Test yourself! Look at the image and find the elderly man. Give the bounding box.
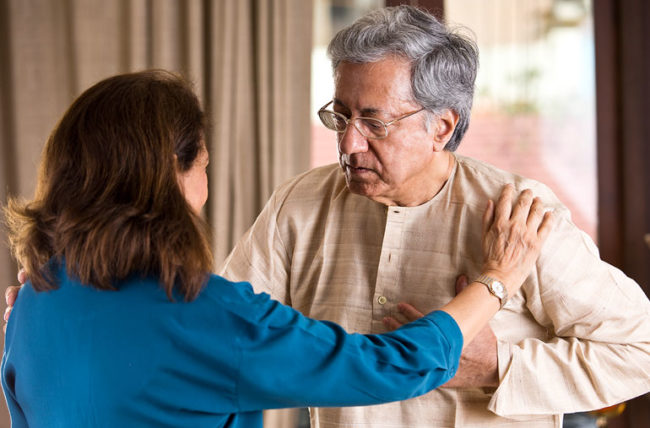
[220,5,650,428]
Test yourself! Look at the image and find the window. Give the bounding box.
[311,0,597,240]
[310,0,385,168]
[446,0,597,239]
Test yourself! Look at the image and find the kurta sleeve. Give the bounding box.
[219,187,292,303]
[215,281,463,412]
[488,213,650,417]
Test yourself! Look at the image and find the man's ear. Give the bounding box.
[432,109,459,152]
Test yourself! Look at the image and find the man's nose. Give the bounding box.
[338,123,369,155]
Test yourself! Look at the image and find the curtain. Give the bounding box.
[208,0,312,262]
[0,0,313,426]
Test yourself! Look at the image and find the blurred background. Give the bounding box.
[0,0,648,427]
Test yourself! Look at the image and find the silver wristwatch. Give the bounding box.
[473,274,508,309]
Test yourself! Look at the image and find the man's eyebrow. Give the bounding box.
[332,98,347,110]
[333,98,384,116]
[360,107,382,116]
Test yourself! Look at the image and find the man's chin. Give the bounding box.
[345,177,381,199]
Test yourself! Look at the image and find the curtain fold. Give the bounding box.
[209,0,312,262]
[0,1,313,426]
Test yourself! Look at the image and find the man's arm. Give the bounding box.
[383,275,499,388]
[388,214,650,414]
[441,275,498,387]
[487,213,650,417]
[218,187,292,303]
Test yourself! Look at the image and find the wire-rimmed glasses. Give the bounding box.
[318,100,425,140]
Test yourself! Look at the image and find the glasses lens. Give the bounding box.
[319,111,347,132]
[355,118,387,139]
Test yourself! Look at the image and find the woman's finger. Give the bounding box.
[525,197,545,231]
[493,184,515,226]
[510,189,534,223]
[537,211,556,241]
[5,286,20,307]
[482,199,494,239]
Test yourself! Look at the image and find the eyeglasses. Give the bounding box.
[318,100,425,140]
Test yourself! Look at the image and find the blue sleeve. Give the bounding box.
[213,280,463,412]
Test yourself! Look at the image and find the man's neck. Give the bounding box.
[379,151,455,207]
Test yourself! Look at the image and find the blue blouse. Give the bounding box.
[2,267,462,427]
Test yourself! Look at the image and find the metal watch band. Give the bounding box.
[473,274,508,309]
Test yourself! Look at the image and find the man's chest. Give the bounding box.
[284,202,549,344]
[286,205,486,333]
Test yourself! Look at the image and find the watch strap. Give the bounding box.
[473,274,508,309]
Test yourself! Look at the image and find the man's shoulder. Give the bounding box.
[453,154,563,207]
[266,163,350,213]
[276,163,345,196]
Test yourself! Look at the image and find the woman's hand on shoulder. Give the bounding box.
[4,270,26,333]
[480,184,555,296]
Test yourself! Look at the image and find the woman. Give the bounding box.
[2,70,552,427]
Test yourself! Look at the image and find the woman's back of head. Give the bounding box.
[4,70,213,300]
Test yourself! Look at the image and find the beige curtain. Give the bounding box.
[0,0,312,427]
[209,0,312,262]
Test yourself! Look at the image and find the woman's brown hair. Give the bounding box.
[3,70,213,300]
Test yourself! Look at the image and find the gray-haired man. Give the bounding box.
[221,5,650,428]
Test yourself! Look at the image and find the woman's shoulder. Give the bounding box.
[200,274,269,307]
[200,273,292,325]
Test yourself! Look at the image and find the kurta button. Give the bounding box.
[377,296,387,305]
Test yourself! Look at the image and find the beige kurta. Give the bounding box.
[220,154,650,428]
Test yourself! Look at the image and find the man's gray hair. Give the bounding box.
[327,5,478,151]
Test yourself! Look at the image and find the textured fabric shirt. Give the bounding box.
[1,265,463,428]
[220,154,650,428]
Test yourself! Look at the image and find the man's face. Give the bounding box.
[333,57,439,207]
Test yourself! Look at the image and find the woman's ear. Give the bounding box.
[432,109,459,152]
[173,153,183,175]
[173,154,184,188]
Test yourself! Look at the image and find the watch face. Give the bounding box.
[492,281,505,295]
